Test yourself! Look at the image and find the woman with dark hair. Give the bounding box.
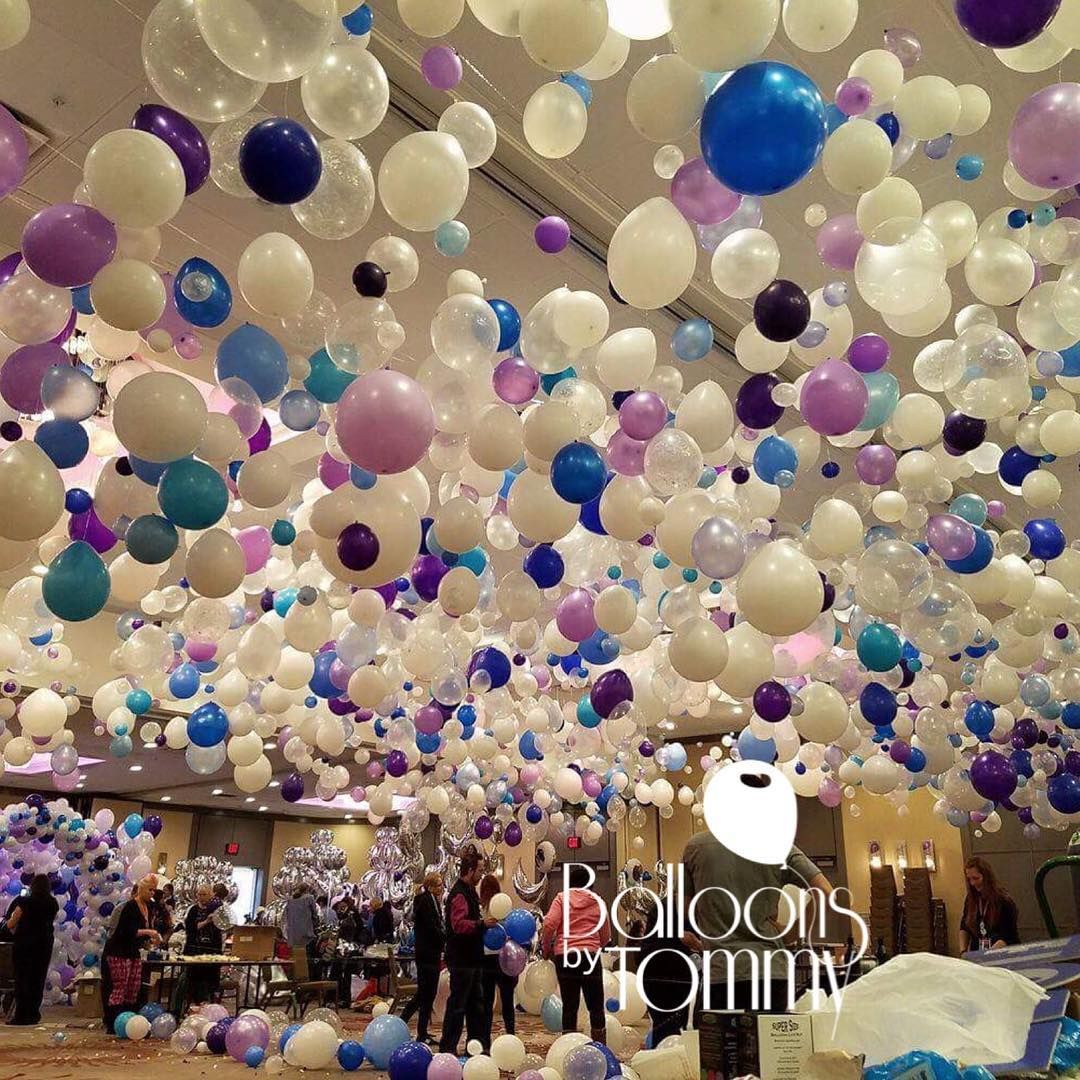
[541,864,610,1044]
[479,873,517,1047]
[6,874,59,1025]
[400,872,445,1045]
[101,875,161,1032]
[960,856,1020,952]
[634,891,693,1044]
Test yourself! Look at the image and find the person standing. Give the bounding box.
[102,875,161,1032]
[439,850,498,1055]
[479,873,518,1047]
[6,874,59,1025]
[400,872,445,1045]
[371,898,394,943]
[960,856,1020,952]
[541,864,610,1044]
[681,831,834,1013]
[284,884,320,967]
[183,885,223,1005]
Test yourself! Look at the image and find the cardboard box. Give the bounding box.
[74,975,101,1018]
[230,924,278,960]
[699,1011,814,1080]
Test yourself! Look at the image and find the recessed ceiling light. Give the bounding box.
[211,788,224,796]
[263,741,276,750]
[258,805,268,812]
[268,780,280,788]
[160,795,171,802]
[345,814,354,821]
[245,796,256,803]
[129,764,143,772]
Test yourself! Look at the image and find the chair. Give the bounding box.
[262,950,336,1019]
[0,942,14,1018]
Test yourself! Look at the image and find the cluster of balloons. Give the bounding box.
[0,796,161,1001]
[0,0,1078,859]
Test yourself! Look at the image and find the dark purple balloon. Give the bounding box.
[590,668,633,719]
[942,411,986,453]
[753,680,791,722]
[969,749,1018,802]
[20,203,117,288]
[142,814,163,837]
[0,250,21,288]
[504,821,523,846]
[338,522,380,572]
[411,554,448,602]
[69,508,118,554]
[131,104,211,195]
[954,0,1061,48]
[386,749,408,777]
[0,343,68,414]
[753,279,810,343]
[248,417,272,454]
[474,814,494,840]
[205,1018,233,1055]
[281,772,305,802]
[735,372,784,430]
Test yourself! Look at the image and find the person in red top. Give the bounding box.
[541,864,611,1044]
[439,848,499,1055]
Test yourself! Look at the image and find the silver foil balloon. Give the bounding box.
[172,855,238,908]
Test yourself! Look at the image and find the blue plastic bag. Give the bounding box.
[1053,1017,1080,1072]
[863,1051,961,1080]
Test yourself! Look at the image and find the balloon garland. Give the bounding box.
[0,0,1075,856]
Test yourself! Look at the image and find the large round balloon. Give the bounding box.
[215,324,289,404]
[131,103,211,194]
[335,370,435,475]
[378,131,469,232]
[700,61,826,195]
[239,117,323,204]
[954,0,1061,48]
[20,204,117,288]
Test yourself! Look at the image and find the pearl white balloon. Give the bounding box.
[608,198,697,309]
[952,84,992,135]
[668,0,779,71]
[857,178,923,237]
[822,119,892,196]
[922,201,978,268]
[90,260,166,332]
[300,40,389,139]
[466,0,522,36]
[604,0,670,40]
[378,132,469,232]
[519,0,608,71]
[847,49,904,105]
[782,0,857,51]
[626,54,704,142]
[711,229,780,299]
[238,233,314,318]
[576,26,630,78]
[84,129,186,228]
[892,76,961,140]
[438,102,498,168]
[523,82,588,159]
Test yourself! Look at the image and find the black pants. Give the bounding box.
[11,938,51,1024]
[554,952,606,1038]
[400,962,440,1040]
[693,979,792,1023]
[482,958,517,1043]
[438,964,485,1054]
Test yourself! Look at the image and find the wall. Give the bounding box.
[153,809,193,877]
[90,796,142,827]
[268,819,377,892]
[840,787,967,955]
[968,811,1079,941]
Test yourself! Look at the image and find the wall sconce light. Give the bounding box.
[896,842,908,871]
[922,840,937,873]
[868,840,882,870]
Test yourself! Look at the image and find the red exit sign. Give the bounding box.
[567,836,581,850]
[225,842,239,856]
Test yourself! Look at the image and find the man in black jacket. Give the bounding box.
[399,872,446,1044]
[438,850,498,1055]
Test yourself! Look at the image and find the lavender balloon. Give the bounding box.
[816,214,863,270]
[670,157,740,225]
[20,203,117,288]
[132,104,211,195]
[926,514,977,560]
[556,588,596,642]
[855,444,896,485]
[618,391,668,440]
[691,516,747,579]
[606,430,647,476]
[0,104,28,199]
[493,355,539,405]
[1009,83,1080,190]
[420,45,463,91]
[799,360,869,436]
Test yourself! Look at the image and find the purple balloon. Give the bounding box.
[670,157,740,225]
[969,749,1018,803]
[493,355,539,405]
[281,772,305,802]
[474,814,494,840]
[318,451,350,490]
[236,525,272,573]
[411,553,448,602]
[420,45,463,91]
[735,372,783,430]
[753,680,791,722]
[943,411,986,453]
[504,821,523,847]
[556,588,596,642]
[20,203,117,288]
[816,214,863,270]
[69,508,118,554]
[0,251,21,288]
[415,703,445,735]
[499,940,527,977]
[535,216,570,254]
[835,77,872,117]
[753,279,810,342]
[619,391,668,441]
[0,343,68,413]
[799,360,869,436]
[855,444,896,485]
[132,104,211,195]
[0,104,28,200]
[590,668,633,719]
[338,522,380,572]
[955,0,1060,48]
[248,417,272,454]
[1009,83,1080,190]
[606,429,647,476]
[848,333,890,373]
[926,514,977,560]
[225,1014,270,1063]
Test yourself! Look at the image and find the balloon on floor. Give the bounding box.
[0,0,1077,843]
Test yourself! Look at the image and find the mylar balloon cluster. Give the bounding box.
[0,796,160,1002]
[0,0,1079,845]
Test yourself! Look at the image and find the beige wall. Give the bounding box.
[153,808,193,877]
[90,796,143,827]
[840,786,967,955]
[268,819,378,890]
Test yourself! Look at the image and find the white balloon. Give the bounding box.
[608,197,697,309]
[523,82,588,159]
[378,132,469,232]
[238,233,314,318]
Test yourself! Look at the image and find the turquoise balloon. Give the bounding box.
[304,347,355,404]
[949,493,988,526]
[857,371,900,431]
[42,541,110,621]
[157,459,228,530]
[126,514,179,564]
[856,622,902,672]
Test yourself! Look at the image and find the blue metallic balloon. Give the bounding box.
[671,317,714,362]
[752,435,798,484]
[215,323,288,404]
[239,117,322,205]
[1024,518,1066,561]
[174,257,232,328]
[488,298,521,351]
[700,61,827,196]
[550,441,606,504]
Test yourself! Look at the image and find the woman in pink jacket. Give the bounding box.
[541,865,610,1043]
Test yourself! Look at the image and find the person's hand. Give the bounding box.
[482,916,499,928]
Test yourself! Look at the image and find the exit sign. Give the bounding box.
[567,836,581,850]
[225,842,239,856]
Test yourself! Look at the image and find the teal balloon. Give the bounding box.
[857,622,902,672]
[857,371,900,431]
[43,541,110,621]
[304,347,356,403]
[157,459,228,530]
[126,514,179,564]
[949,493,987,526]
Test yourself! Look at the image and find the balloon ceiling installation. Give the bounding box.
[0,0,1077,849]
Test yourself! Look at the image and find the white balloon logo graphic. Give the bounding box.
[702,761,798,866]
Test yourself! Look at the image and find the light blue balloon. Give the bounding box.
[753,435,798,484]
[123,813,143,838]
[737,727,776,763]
[278,388,321,431]
[857,371,900,431]
[434,219,470,257]
[169,662,201,700]
[559,72,592,106]
[42,542,110,622]
[672,317,714,362]
[215,323,288,404]
[949,493,987,526]
[541,994,563,1033]
[359,1014,410,1069]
